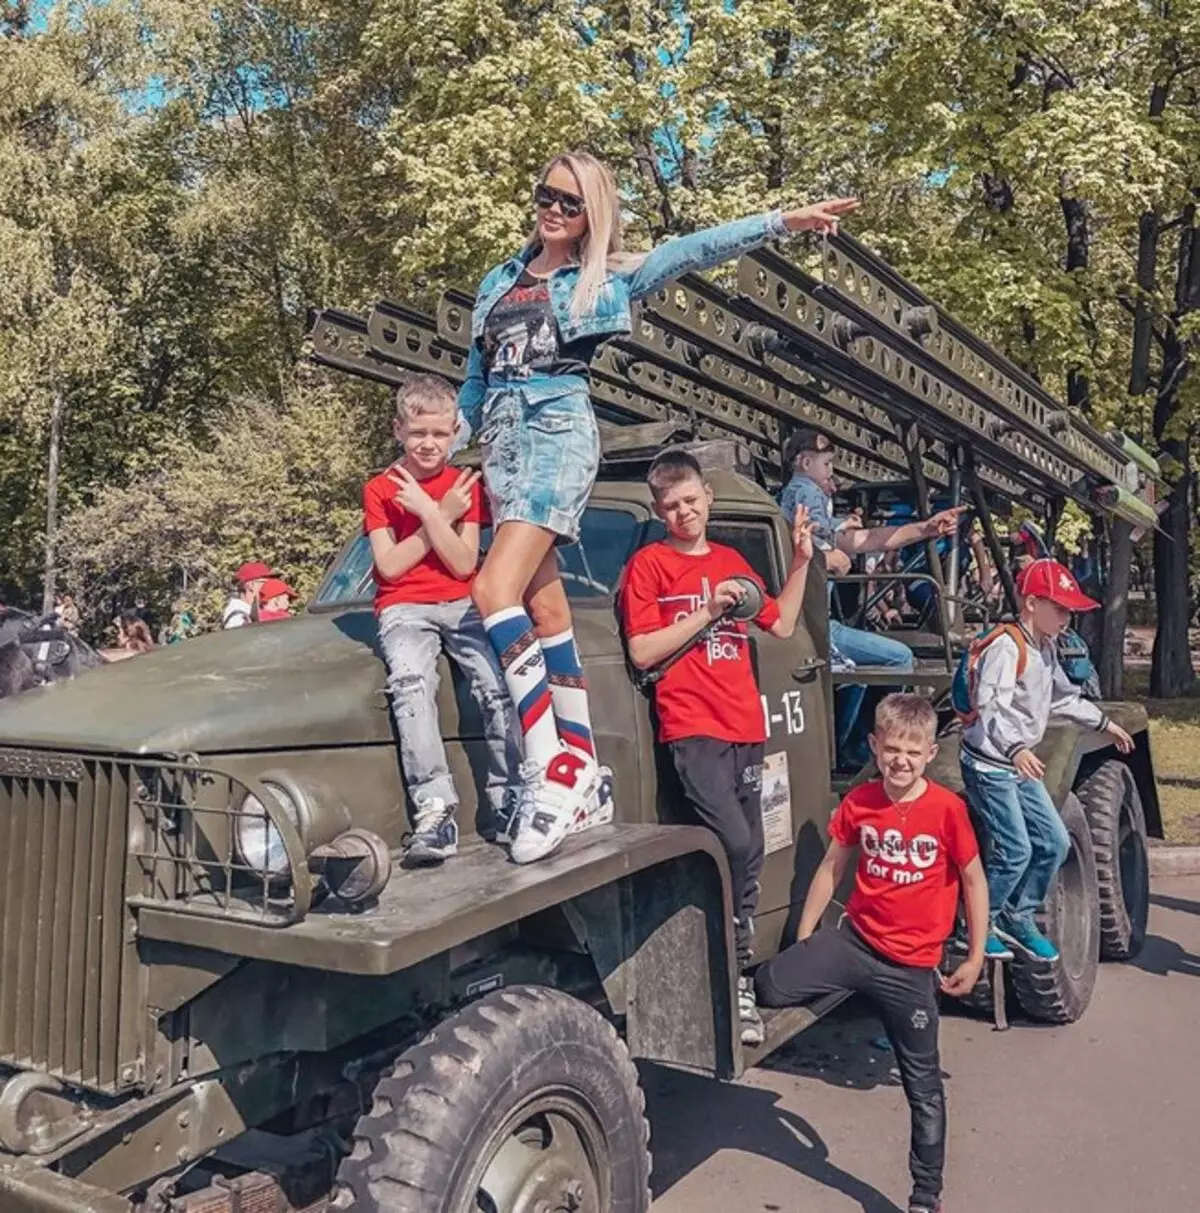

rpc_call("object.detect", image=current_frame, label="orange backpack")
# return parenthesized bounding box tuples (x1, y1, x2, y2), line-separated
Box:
(951, 623, 1030, 725)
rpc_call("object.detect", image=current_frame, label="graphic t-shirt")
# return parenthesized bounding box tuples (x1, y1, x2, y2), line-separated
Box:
(620, 541, 780, 744)
(483, 270, 596, 379)
(828, 779, 980, 967)
(362, 464, 486, 611)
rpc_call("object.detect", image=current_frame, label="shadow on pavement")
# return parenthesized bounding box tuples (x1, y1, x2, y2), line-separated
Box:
(761, 1002, 906, 1092)
(641, 1061, 905, 1213)
(1150, 892, 1200, 919)
(1132, 932, 1200, 978)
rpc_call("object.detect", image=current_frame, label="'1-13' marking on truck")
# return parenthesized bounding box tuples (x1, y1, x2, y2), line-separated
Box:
(762, 690, 805, 738)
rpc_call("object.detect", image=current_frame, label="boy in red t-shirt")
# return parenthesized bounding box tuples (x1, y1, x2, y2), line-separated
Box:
(756, 694, 988, 1213)
(364, 374, 520, 864)
(621, 449, 816, 1046)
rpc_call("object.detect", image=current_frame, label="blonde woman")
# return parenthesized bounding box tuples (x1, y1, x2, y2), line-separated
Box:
(461, 150, 857, 863)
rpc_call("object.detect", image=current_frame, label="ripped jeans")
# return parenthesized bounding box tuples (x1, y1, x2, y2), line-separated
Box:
(378, 598, 520, 817)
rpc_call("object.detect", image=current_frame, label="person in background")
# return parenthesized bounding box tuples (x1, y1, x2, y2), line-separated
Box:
(223, 561, 274, 630)
(119, 609, 154, 654)
(757, 694, 988, 1213)
(55, 594, 81, 635)
(164, 607, 196, 644)
(778, 428, 963, 765)
(257, 579, 299, 622)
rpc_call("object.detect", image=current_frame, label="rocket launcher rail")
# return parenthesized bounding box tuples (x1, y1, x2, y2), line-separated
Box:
(305, 238, 1157, 522)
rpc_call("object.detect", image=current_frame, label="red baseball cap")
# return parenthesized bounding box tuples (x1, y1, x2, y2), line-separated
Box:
(1016, 558, 1099, 612)
(259, 577, 297, 602)
(235, 561, 275, 584)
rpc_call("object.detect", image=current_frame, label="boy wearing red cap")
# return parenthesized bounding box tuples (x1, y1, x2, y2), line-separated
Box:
(960, 558, 1133, 961)
(222, 561, 274, 629)
(257, 578, 298, 622)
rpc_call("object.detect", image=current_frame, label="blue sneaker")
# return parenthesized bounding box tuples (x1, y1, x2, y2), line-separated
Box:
(995, 917, 1059, 962)
(404, 797, 458, 865)
(984, 931, 1015, 961)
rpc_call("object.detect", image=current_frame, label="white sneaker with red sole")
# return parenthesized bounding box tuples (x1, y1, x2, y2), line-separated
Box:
(509, 748, 603, 865)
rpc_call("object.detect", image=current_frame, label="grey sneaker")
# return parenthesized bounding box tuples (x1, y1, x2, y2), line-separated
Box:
(486, 785, 521, 846)
(404, 797, 458, 865)
(829, 645, 857, 673)
(738, 975, 765, 1047)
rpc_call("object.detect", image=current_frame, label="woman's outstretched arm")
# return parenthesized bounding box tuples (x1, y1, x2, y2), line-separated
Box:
(625, 198, 857, 301)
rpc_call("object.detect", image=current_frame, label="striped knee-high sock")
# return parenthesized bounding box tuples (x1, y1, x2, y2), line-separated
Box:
(483, 607, 561, 769)
(541, 628, 595, 760)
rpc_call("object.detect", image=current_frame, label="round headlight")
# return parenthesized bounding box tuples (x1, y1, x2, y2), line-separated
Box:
(234, 781, 301, 877)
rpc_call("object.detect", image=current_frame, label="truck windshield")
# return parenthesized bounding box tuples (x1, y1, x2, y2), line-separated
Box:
(311, 506, 643, 609)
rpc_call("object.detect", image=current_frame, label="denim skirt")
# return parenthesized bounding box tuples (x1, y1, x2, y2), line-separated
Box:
(477, 384, 600, 544)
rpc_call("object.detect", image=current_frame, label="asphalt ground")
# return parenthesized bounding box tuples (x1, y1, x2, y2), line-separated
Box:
(646, 876, 1200, 1213)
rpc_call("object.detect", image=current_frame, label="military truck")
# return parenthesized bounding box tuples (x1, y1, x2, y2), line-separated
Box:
(0, 234, 1164, 1212)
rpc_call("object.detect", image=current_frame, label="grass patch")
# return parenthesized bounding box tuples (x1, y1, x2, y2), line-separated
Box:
(1125, 669, 1200, 844)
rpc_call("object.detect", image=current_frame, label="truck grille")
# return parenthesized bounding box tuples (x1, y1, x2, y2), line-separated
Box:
(0, 749, 140, 1093)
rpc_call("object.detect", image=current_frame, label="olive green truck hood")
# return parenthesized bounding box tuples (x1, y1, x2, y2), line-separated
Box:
(0, 611, 394, 755)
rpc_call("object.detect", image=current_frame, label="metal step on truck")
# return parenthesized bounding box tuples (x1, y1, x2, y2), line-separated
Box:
(0, 233, 1165, 1213)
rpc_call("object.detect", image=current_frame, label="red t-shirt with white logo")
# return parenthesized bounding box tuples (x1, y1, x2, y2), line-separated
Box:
(828, 778, 979, 967)
(362, 465, 486, 612)
(620, 541, 780, 744)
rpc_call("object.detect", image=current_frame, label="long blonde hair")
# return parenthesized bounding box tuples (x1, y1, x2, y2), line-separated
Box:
(526, 151, 644, 319)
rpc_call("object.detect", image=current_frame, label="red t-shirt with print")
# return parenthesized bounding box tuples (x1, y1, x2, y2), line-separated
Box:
(362, 465, 486, 612)
(828, 778, 979, 968)
(620, 541, 780, 744)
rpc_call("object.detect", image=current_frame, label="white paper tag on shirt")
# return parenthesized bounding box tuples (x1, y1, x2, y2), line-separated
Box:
(761, 750, 793, 855)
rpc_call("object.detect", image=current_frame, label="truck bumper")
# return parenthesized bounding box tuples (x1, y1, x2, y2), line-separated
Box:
(0, 1160, 130, 1213)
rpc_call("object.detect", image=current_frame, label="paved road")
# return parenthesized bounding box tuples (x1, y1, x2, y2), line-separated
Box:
(646, 876, 1200, 1212)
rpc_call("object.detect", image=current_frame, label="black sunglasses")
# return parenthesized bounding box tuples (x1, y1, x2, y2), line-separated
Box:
(534, 183, 587, 219)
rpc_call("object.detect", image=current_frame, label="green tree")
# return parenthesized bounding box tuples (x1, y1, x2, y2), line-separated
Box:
(58, 379, 382, 633)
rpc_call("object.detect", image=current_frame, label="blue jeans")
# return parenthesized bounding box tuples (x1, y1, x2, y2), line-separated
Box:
(378, 599, 521, 816)
(960, 760, 1070, 925)
(830, 620, 914, 761)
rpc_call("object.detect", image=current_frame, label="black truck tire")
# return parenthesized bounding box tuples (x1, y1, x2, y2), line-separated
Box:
(334, 984, 652, 1213)
(1075, 759, 1149, 962)
(1011, 793, 1101, 1025)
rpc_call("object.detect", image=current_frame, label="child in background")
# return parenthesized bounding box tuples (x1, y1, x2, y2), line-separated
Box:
(757, 694, 988, 1213)
(960, 558, 1133, 961)
(364, 373, 521, 864)
(257, 578, 298, 622)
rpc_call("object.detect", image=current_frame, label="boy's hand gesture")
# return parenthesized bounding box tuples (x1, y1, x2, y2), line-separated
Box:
(1105, 720, 1135, 754)
(1013, 748, 1046, 780)
(940, 955, 984, 998)
(791, 504, 816, 566)
(439, 469, 482, 523)
(387, 468, 437, 520)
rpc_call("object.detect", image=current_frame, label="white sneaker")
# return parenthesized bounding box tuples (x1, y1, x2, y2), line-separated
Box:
(509, 748, 601, 865)
(572, 761, 614, 832)
(738, 975, 765, 1047)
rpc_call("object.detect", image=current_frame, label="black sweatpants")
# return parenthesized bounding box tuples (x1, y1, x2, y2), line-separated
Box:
(756, 920, 945, 1207)
(671, 738, 765, 968)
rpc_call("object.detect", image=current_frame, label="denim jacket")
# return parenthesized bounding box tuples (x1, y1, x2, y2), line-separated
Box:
(457, 209, 792, 433)
(779, 473, 838, 551)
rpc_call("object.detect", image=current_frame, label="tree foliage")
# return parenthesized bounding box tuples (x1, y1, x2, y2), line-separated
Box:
(2, 0, 1197, 683)
(58, 380, 382, 631)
